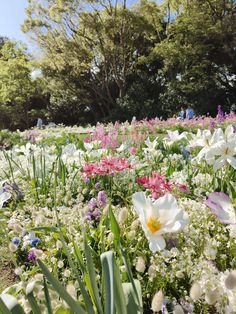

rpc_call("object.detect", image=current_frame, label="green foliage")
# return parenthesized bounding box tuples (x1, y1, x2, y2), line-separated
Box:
(0, 40, 47, 130)
(1, 0, 236, 129)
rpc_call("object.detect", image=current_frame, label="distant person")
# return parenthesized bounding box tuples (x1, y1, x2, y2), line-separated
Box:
(178, 107, 185, 121)
(185, 106, 194, 120)
(36, 117, 43, 128)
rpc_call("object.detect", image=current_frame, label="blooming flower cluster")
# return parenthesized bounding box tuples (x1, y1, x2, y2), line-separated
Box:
(82, 156, 132, 177)
(136, 172, 190, 199)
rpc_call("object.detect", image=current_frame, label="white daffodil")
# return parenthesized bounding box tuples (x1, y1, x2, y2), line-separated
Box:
(190, 129, 220, 162)
(84, 140, 101, 152)
(132, 192, 189, 252)
(117, 143, 129, 153)
(143, 137, 158, 154)
(164, 130, 187, 146)
(209, 140, 236, 171)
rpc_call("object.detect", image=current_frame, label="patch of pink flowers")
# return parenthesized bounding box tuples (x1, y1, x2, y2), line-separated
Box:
(84, 125, 119, 149)
(136, 172, 190, 199)
(82, 156, 132, 177)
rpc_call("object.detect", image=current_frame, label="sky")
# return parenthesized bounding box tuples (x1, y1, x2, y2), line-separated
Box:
(0, 0, 163, 52)
(0, 0, 29, 44)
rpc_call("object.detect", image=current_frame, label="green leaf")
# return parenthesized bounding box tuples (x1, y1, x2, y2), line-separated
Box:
(37, 259, 86, 314)
(120, 245, 141, 311)
(30, 227, 59, 233)
(0, 294, 25, 314)
(84, 236, 103, 314)
(109, 205, 120, 243)
(43, 277, 53, 314)
(101, 251, 127, 314)
(59, 233, 95, 314)
(26, 293, 42, 314)
(122, 280, 143, 314)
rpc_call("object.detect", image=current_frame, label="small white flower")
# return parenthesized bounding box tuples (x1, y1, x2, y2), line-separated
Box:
(58, 261, 64, 268)
(64, 269, 71, 278)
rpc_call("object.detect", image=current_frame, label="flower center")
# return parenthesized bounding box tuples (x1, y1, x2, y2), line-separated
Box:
(146, 216, 161, 234)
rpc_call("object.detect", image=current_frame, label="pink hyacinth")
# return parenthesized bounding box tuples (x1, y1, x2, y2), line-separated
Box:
(136, 172, 190, 199)
(82, 156, 131, 177)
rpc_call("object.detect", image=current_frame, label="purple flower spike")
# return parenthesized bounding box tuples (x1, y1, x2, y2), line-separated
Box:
(88, 198, 97, 210)
(205, 192, 236, 224)
(28, 250, 37, 263)
(95, 182, 101, 190)
(97, 191, 107, 207)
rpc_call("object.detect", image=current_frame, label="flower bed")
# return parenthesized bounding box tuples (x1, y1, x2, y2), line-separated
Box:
(0, 118, 236, 313)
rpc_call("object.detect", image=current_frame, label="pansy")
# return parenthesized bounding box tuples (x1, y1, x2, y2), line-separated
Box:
(132, 192, 189, 252)
(205, 192, 236, 224)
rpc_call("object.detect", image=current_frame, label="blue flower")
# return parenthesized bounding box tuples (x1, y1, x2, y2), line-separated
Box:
(30, 238, 40, 247)
(12, 237, 20, 246)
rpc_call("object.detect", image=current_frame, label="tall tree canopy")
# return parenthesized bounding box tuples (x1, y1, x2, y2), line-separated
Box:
(1, 0, 236, 130)
(0, 40, 46, 129)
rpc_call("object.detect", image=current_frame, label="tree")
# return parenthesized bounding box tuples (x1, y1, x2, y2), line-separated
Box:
(22, 0, 165, 121)
(153, 0, 236, 114)
(0, 40, 46, 129)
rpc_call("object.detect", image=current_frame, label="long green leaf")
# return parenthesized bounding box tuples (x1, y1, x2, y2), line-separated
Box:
(59, 232, 95, 314)
(84, 236, 103, 314)
(100, 251, 127, 314)
(122, 281, 143, 314)
(100, 251, 115, 314)
(43, 277, 53, 314)
(0, 294, 25, 314)
(26, 293, 42, 314)
(37, 260, 86, 314)
(109, 205, 120, 243)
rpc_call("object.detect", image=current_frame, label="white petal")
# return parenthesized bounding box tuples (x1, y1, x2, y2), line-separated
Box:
(149, 236, 166, 252)
(213, 157, 225, 172)
(0, 192, 11, 208)
(227, 156, 236, 169)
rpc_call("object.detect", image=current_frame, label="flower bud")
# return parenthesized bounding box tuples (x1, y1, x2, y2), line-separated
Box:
(190, 282, 202, 300)
(107, 232, 114, 242)
(118, 208, 128, 225)
(225, 270, 236, 290)
(14, 268, 22, 276)
(151, 290, 164, 312)
(148, 265, 156, 279)
(135, 256, 145, 273)
(9, 242, 17, 252)
(13, 224, 23, 233)
(66, 284, 77, 300)
(56, 240, 63, 250)
(173, 304, 184, 314)
(205, 289, 219, 305)
(131, 219, 139, 230)
(176, 271, 184, 279)
(127, 230, 136, 240)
